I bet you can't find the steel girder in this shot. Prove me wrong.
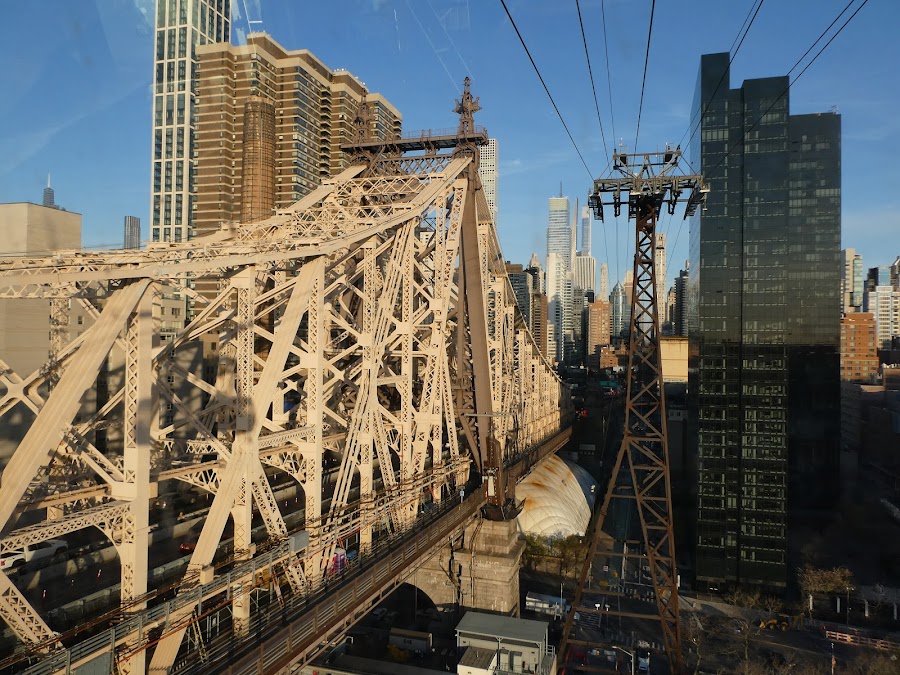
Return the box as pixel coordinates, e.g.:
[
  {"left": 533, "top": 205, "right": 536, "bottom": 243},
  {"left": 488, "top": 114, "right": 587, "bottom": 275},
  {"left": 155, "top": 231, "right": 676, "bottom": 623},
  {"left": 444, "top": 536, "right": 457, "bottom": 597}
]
[{"left": 0, "top": 149, "right": 569, "bottom": 674}]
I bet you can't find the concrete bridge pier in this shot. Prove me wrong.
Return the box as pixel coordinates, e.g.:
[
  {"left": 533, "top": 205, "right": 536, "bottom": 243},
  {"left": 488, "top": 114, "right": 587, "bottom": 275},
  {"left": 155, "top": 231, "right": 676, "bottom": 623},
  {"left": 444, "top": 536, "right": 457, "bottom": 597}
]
[{"left": 416, "top": 513, "right": 523, "bottom": 616}]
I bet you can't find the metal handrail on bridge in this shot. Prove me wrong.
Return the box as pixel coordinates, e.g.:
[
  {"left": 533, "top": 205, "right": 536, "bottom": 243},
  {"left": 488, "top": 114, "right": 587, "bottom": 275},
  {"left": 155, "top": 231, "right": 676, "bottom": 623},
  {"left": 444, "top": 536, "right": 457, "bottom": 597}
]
[
  {"left": 16, "top": 489, "right": 485, "bottom": 675},
  {"left": 181, "top": 489, "right": 487, "bottom": 675}
]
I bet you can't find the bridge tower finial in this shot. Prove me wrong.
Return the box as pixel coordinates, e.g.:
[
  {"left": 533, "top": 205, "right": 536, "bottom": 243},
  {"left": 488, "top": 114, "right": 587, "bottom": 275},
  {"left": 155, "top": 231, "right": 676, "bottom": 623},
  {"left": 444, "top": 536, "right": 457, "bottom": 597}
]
[{"left": 454, "top": 76, "right": 480, "bottom": 138}]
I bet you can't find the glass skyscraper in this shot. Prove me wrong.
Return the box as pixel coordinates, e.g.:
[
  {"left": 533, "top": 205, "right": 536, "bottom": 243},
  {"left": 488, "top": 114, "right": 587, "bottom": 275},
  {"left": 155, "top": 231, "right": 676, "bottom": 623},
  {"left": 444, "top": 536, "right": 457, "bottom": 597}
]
[
  {"left": 151, "top": 0, "right": 230, "bottom": 243},
  {"left": 547, "top": 196, "right": 573, "bottom": 362},
  {"left": 688, "top": 53, "right": 841, "bottom": 591}
]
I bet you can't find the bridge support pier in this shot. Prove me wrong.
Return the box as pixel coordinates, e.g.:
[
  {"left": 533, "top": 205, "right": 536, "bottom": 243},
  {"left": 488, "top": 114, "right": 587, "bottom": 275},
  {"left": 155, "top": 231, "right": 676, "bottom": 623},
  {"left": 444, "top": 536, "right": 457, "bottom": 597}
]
[{"left": 417, "top": 514, "right": 523, "bottom": 616}]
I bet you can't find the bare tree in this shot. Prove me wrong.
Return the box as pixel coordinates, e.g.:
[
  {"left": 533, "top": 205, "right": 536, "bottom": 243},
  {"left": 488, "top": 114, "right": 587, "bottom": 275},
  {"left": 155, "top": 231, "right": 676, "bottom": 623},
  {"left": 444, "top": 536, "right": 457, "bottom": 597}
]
[
  {"left": 763, "top": 595, "right": 783, "bottom": 615},
  {"left": 682, "top": 613, "right": 706, "bottom": 675},
  {"left": 844, "top": 650, "right": 900, "bottom": 675},
  {"left": 798, "top": 565, "right": 855, "bottom": 617}
]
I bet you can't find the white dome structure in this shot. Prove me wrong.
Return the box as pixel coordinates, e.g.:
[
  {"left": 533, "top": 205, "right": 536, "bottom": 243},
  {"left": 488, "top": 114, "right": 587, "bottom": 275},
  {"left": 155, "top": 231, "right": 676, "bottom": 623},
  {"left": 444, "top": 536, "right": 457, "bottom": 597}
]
[{"left": 516, "top": 455, "right": 597, "bottom": 538}]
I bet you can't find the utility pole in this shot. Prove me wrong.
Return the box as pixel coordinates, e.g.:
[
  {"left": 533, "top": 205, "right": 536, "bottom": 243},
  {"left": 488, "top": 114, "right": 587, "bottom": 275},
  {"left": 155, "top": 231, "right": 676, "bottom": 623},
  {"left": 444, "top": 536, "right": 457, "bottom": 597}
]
[{"left": 559, "top": 147, "right": 707, "bottom": 674}]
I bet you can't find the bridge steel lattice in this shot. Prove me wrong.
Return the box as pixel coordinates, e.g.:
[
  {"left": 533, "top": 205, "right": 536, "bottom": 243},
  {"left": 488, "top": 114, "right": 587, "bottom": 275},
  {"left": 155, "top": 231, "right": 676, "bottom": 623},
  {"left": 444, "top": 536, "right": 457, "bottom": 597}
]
[{"left": 0, "top": 83, "right": 570, "bottom": 674}]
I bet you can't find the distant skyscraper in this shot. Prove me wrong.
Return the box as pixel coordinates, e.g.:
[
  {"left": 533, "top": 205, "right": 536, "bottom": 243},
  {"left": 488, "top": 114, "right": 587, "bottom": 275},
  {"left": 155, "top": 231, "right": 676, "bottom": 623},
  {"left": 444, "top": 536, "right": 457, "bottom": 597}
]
[
  {"left": 527, "top": 253, "right": 544, "bottom": 293},
  {"left": 609, "top": 281, "right": 628, "bottom": 340},
  {"left": 480, "top": 138, "right": 498, "bottom": 223},
  {"left": 573, "top": 255, "right": 596, "bottom": 294},
  {"left": 841, "top": 248, "right": 864, "bottom": 313},
  {"left": 654, "top": 232, "right": 666, "bottom": 324},
  {"left": 526, "top": 254, "right": 549, "bottom": 359},
  {"left": 689, "top": 52, "right": 841, "bottom": 591},
  {"left": 672, "top": 264, "right": 689, "bottom": 337},
  {"left": 42, "top": 174, "right": 55, "bottom": 209},
  {"left": 506, "top": 263, "right": 533, "bottom": 325},
  {"left": 546, "top": 251, "right": 566, "bottom": 362},
  {"left": 574, "top": 206, "right": 597, "bottom": 296},
  {"left": 599, "top": 262, "right": 608, "bottom": 299},
  {"left": 580, "top": 206, "right": 591, "bottom": 255},
  {"left": 870, "top": 284, "right": 900, "bottom": 349},
  {"left": 124, "top": 216, "right": 141, "bottom": 249},
  {"left": 151, "top": 0, "right": 231, "bottom": 243},
  {"left": 547, "top": 196, "right": 573, "bottom": 362},
  {"left": 585, "top": 299, "right": 611, "bottom": 370}
]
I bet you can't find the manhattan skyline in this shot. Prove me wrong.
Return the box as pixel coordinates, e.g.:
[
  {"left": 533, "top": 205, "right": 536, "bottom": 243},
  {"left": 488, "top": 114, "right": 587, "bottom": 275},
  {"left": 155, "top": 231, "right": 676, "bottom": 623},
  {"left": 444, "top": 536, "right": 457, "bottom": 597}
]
[{"left": 0, "top": 1, "right": 896, "bottom": 291}]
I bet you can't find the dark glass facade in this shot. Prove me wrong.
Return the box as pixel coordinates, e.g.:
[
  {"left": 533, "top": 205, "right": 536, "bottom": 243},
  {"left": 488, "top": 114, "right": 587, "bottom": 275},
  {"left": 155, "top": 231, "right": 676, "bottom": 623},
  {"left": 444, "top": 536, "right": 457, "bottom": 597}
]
[{"left": 688, "top": 54, "right": 841, "bottom": 590}]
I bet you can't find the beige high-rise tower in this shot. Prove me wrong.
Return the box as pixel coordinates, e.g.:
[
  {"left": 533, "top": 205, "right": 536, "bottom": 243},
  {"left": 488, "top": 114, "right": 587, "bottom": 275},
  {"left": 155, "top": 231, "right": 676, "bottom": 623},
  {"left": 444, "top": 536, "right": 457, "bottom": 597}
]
[{"left": 192, "top": 33, "right": 402, "bottom": 239}]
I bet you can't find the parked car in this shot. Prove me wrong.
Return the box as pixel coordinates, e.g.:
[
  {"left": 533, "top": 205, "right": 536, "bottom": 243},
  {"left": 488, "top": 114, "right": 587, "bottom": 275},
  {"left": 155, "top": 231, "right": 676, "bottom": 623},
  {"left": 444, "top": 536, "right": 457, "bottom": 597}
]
[{"left": 0, "top": 540, "right": 68, "bottom": 570}]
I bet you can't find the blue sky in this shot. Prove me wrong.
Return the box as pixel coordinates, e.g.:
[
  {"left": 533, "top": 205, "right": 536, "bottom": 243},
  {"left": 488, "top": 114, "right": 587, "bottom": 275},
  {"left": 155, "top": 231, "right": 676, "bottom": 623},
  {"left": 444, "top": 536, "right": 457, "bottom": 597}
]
[{"left": 0, "top": 0, "right": 897, "bottom": 290}]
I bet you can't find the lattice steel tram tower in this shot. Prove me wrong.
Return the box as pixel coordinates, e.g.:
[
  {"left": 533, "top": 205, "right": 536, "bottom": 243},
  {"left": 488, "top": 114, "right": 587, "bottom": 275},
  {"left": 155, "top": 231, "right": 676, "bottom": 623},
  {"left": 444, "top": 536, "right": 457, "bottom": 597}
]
[{"left": 560, "top": 148, "right": 707, "bottom": 674}]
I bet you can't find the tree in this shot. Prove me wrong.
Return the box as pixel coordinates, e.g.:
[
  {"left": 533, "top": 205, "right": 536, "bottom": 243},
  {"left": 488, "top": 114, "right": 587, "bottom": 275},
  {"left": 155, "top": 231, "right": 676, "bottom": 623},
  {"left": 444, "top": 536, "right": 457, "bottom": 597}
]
[
  {"left": 522, "top": 534, "right": 548, "bottom": 571},
  {"left": 798, "top": 565, "right": 855, "bottom": 617},
  {"left": 762, "top": 595, "right": 783, "bottom": 615},
  {"left": 727, "top": 588, "right": 762, "bottom": 609},
  {"left": 682, "top": 613, "right": 706, "bottom": 675},
  {"left": 556, "top": 535, "right": 588, "bottom": 579},
  {"left": 844, "top": 650, "right": 900, "bottom": 675}
]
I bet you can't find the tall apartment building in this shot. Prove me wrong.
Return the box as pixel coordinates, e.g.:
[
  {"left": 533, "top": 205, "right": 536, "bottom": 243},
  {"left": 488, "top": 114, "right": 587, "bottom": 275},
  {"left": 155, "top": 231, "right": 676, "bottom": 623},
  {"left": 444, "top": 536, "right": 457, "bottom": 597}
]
[
  {"left": 585, "top": 299, "right": 611, "bottom": 370},
  {"left": 151, "top": 0, "right": 230, "bottom": 243},
  {"left": 506, "top": 263, "right": 533, "bottom": 326},
  {"left": 654, "top": 232, "right": 666, "bottom": 323},
  {"left": 546, "top": 196, "right": 574, "bottom": 362},
  {"left": 688, "top": 53, "right": 841, "bottom": 591},
  {"left": 545, "top": 252, "right": 564, "bottom": 362},
  {"left": 841, "top": 248, "right": 864, "bottom": 313},
  {"left": 672, "top": 263, "right": 689, "bottom": 336},
  {"left": 573, "top": 255, "right": 596, "bottom": 295},
  {"left": 575, "top": 206, "right": 596, "bottom": 294},
  {"left": 840, "top": 312, "right": 879, "bottom": 383},
  {"left": 864, "top": 266, "right": 900, "bottom": 350},
  {"left": 526, "top": 254, "right": 548, "bottom": 359},
  {"left": 192, "top": 34, "right": 402, "bottom": 240},
  {"left": 124, "top": 215, "right": 141, "bottom": 249},
  {"left": 480, "top": 138, "right": 498, "bottom": 223},
  {"left": 870, "top": 285, "right": 900, "bottom": 350},
  {"left": 609, "top": 281, "right": 628, "bottom": 342},
  {"left": 599, "top": 262, "right": 608, "bottom": 299}
]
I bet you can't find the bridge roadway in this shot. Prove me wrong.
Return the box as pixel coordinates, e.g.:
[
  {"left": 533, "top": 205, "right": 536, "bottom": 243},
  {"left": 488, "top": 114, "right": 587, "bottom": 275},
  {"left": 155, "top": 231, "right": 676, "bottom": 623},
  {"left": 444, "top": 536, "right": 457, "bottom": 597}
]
[{"left": 14, "top": 427, "right": 571, "bottom": 675}]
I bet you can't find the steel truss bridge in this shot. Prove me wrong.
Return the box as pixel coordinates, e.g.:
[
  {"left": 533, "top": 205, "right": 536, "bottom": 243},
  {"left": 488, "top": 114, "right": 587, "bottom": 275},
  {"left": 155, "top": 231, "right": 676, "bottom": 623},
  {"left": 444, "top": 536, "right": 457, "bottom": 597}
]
[{"left": 0, "top": 81, "right": 572, "bottom": 674}]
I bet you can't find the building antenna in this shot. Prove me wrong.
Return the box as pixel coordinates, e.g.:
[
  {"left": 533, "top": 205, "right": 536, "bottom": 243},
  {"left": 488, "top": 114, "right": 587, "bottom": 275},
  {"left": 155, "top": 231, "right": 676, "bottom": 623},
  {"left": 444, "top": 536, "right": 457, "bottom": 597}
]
[
  {"left": 47, "top": 173, "right": 51, "bottom": 189},
  {"left": 559, "top": 182, "right": 562, "bottom": 198}
]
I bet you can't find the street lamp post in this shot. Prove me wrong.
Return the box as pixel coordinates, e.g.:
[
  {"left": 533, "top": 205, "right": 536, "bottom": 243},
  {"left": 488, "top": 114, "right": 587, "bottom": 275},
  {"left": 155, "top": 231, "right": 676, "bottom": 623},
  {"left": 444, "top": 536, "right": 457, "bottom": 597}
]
[{"left": 613, "top": 646, "right": 635, "bottom": 675}]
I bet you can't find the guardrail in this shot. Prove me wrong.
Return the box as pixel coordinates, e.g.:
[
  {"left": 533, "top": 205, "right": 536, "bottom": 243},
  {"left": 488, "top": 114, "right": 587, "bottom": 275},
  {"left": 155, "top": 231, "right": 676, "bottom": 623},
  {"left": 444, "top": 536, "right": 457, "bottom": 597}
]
[
  {"left": 188, "top": 489, "right": 486, "bottom": 674},
  {"left": 824, "top": 630, "right": 900, "bottom": 651}
]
